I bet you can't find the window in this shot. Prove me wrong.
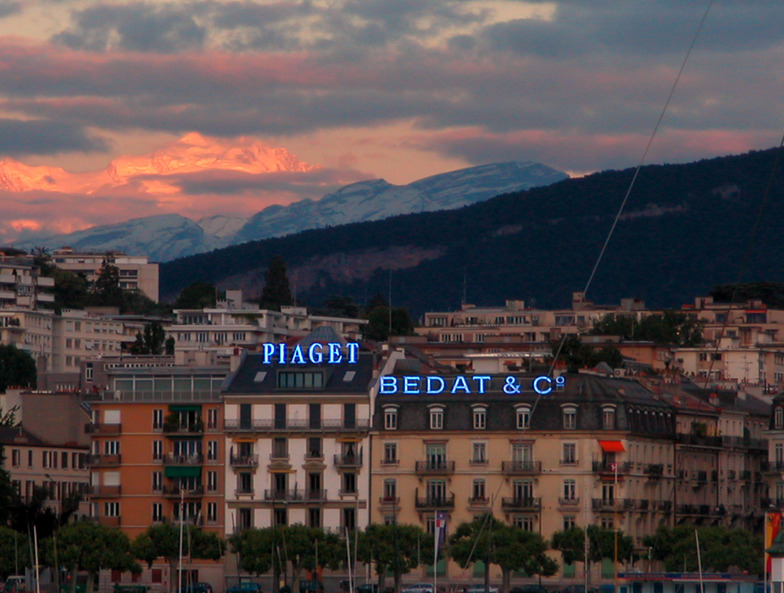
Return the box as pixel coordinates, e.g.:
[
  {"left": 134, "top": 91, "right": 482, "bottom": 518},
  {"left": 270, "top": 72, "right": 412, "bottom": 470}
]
[
  {"left": 207, "top": 440, "right": 218, "bottom": 461},
  {"left": 472, "top": 479, "right": 486, "bottom": 502},
  {"left": 430, "top": 407, "right": 444, "bottom": 430},
  {"left": 42, "top": 450, "right": 51, "bottom": 468},
  {"left": 602, "top": 483, "right": 615, "bottom": 504},
  {"left": 472, "top": 406, "right": 487, "bottom": 430},
  {"left": 383, "top": 442, "right": 398, "bottom": 464},
  {"left": 207, "top": 502, "right": 217, "bottom": 523},
  {"left": 343, "top": 508, "right": 356, "bottom": 531},
  {"left": 344, "top": 403, "right": 356, "bottom": 429},
  {"left": 384, "top": 407, "right": 398, "bottom": 430},
  {"left": 562, "top": 479, "right": 576, "bottom": 501},
  {"left": 207, "top": 471, "right": 218, "bottom": 492},
  {"left": 777, "top": 408, "right": 784, "bottom": 430},
  {"left": 308, "top": 508, "right": 322, "bottom": 528},
  {"left": 516, "top": 406, "right": 531, "bottom": 430},
  {"left": 11, "top": 449, "right": 20, "bottom": 467},
  {"left": 383, "top": 479, "right": 397, "bottom": 500},
  {"left": 152, "top": 471, "right": 162, "bottom": 491},
  {"left": 602, "top": 406, "right": 616, "bottom": 430},
  {"left": 28, "top": 450, "right": 33, "bottom": 467},
  {"left": 207, "top": 408, "right": 218, "bottom": 429},
  {"left": 277, "top": 371, "right": 323, "bottom": 389},
  {"left": 308, "top": 437, "right": 322, "bottom": 458},
  {"left": 238, "top": 508, "right": 253, "bottom": 531},
  {"left": 309, "top": 404, "right": 322, "bottom": 429},
  {"left": 153, "top": 409, "right": 163, "bottom": 430},
  {"left": 152, "top": 440, "right": 162, "bottom": 461},
  {"left": 274, "top": 507, "right": 288, "bottom": 527},
  {"left": 563, "top": 516, "right": 576, "bottom": 531},
  {"left": 104, "top": 502, "right": 120, "bottom": 517},
  {"left": 342, "top": 472, "right": 357, "bottom": 494},
  {"left": 274, "top": 404, "right": 286, "bottom": 429},
  {"left": 238, "top": 472, "right": 253, "bottom": 494},
  {"left": 105, "top": 441, "right": 120, "bottom": 455},
  {"left": 152, "top": 503, "right": 162, "bottom": 522},
  {"left": 562, "top": 442, "right": 577, "bottom": 464},
  {"left": 513, "top": 515, "right": 535, "bottom": 532},
  {"left": 62, "top": 452, "right": 68, "bottom": 469},
  {"left": 472, "top": 442, "right": 487, "bottom": 464},
  {"left": 562, "top": 406, "right": 577, "bottom": 430},
  {"left": 273, "top": 438, "right": 287, "bottom": 459}
]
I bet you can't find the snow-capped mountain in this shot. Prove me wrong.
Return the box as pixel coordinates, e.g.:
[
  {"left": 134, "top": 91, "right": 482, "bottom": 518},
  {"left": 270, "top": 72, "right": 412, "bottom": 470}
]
[
  {"left": 234, "top": 161, "right": 567, "bottom": 242},
  {"left": 20, "top": 161, "right": 567, "bottom": 261}
]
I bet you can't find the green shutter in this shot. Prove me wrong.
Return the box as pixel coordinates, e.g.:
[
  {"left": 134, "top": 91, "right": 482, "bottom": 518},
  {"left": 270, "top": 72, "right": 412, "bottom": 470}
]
[
  {"left": 164, "top": 466, "right": 202, "bottom": 478},
  {"left": 169, "top": 404, "right": 201, "bottom": 412}
]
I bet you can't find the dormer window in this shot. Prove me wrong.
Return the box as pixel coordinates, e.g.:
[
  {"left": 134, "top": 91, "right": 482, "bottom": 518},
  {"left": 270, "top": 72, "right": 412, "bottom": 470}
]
[
  {"left": 429, "top": 405, "right": 445, "bottom": 430},
  {"left": 472, "top": 405, "right": 487, "bottom": 430},
  {"left": 562, "top": 405, "right": 578, "bottom": 430},
  {"left": 516, "top": 405, "right": 531, "bottom": 430},
  {"left": 776, "top": 407, "right": 783, "bottom": 430},
  {"left": 601, "top": 405, "right": 616, "bottom": 430},
  {"left": 383, "top": 406, "right": 398, "bottom": 430}
]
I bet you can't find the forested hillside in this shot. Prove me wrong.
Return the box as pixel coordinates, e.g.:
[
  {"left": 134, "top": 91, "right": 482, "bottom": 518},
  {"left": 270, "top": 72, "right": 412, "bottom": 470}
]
[{"left": 161, "top": 148, "right": 784, "bottom": 315}]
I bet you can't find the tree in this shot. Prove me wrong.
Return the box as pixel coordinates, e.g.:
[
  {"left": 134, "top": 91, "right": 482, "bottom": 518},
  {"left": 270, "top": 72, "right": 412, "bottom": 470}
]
[
  {"left": 551, "top": 526, "right": 634, "bottom": 585},
  {"left": 133, "top": 524, "right": 223, "bottom": 593},
  {"left": 91, "top": 258, "right": 123, "bottom": 307},
  {"left": 55, "top": 522, "right": 140, "bottom": 593},
  {"left": 0, "top": 344, "right": 37, "bottom": 391},
  {"left": 51, "top": 268, "right": 89, "bottom": 311},
  {"left": 260, "top": 255, "right": 293, "bottom": 310},
  {"left": 0, "top": 526, "right": 30, "bottom": 578},
  {"left": 356, "top": 523, "right": 431, "bottom": 593},
  {"left": 643, "top": 525, "right": 762, "bottom": 575},
  {"left": 552, "top": 336, "right": 624, "bottom": 371},
  {"left": 590, "top": 312, "right": 703, "bottom": 347},
  {"left": 130, "top": 322, "right": 167, "bottom": 355},
  {"left": 230, "top": 527, "right": 275, "bottom": 576},
  {"left": 364, "top": 306, "right": 414, "bottom": 341},
  {"left": 449, "top": 515, "right": 556, "bottom": 593},
  {"left": 175, "top": 282, "right": 219, "bottom": 309}
]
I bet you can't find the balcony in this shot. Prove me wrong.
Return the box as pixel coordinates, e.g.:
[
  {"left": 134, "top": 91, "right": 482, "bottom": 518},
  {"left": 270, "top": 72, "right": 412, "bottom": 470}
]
[
  {"left": 415, "top": 493, "right": 455, "bottom": 509},
  {"left": 657, "top": 500, "right": 673, "bottom": 512},
  {"left": 334, "top": 453, "right": 363, "bottom": 468},
  {"left": 163, "top": 419, "right": 204, "bottom": 435},
  {"left": 415, "top": 460, "right": 455, "bottom": 475},
  {"left": 305, "top": 489, "right": 327, "bottom": 502},
  {"left": 591, "top": 498, "right": 632, "bottom": 511},
  {"left": 230, "top": 454, "right": 259, "bottom": 468},
  {"left": 235, "top": 487, "right": 255, "bottom": 498},
  {"left": 379, "top": 496, "right": 400, "bottom": 507},
  {"left": 677, "top": 434, "right": 723, "bottom": 447},
  {"left": 636, "top": 499, "right": 650, "bottom": 510},
  {"left": 162, "top": 485, "right": 204, "bottom": 498},
  {"left": 558, "top": 497, "right": 580, "bottom": 507},
  {"left": 263, "top": 489, "right": 303, "bottom": 502},
  {"left": 502, "top": 497, "right": 541, "bottom": 510},
  {"left": 163, "top": 453, "right": 204, "bottom": 466},
  {"left": 88, "top": 485, "right": 121, "bottom": 497},
  {"left": 85, "top": 423, "right": 122, "bottom": 435},
  {"left": 592, "top": 461, "right": 631, "bottom": 475},
  {"left": 225, "top": 418, "right": 370, "bottom": 433},
  {"left": 644, "top": 464, "right": 664, "bottom": 478},
  {"left": 501, "top": 460, "right": 542, "bottom": 475},
  {"left": 99, "top": 516, "right": 121, "bottom": 528},
  {"left": 468, "top": 496, "right": 491, "bottom": 507},
  {"left": 87, "top": 454, "right": 122, "bottom": 467},
  {"left": 765, "top": 461, "right": 784, "bottom": 474}
]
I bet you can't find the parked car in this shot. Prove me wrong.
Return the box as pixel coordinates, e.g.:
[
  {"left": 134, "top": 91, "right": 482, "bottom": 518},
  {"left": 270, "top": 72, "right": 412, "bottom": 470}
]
[
  {"left": 300, "top": 581, "right": 324, "bottom": 593},
  {"left": 227, "top": 583, "right": 262, "bottom": 593},
  {"left": 179, "top": 584, "right": 213, "bottom": 593},
  {"left": 466, "top": 585, "right": 499, "bottom": 593},
  {"left": 559, "top": 586, "right": 599, "bottom": 593},
  {"left": 356, "top": 585, "right": 379, "bottom": 593},
  {"left": 510, "top": 586, "right": 547, "bottom": 593},
  {"left": 402, "top": 584, "right": 435, "bottom": 593},
  {"left": 4, "top": 577, "right": 25, "bottom": 593}
]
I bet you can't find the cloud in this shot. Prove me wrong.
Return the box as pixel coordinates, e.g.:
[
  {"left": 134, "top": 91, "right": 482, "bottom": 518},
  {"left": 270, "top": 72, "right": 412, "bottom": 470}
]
[
  {"left": 53, "top": 2, "right": 208, "bottom": 52},
  {"left": 0, "top": 118, "right": 108, "bottom": 155},
  {"left": 0, "top": 1, "right": 20, "bottom": 18}
]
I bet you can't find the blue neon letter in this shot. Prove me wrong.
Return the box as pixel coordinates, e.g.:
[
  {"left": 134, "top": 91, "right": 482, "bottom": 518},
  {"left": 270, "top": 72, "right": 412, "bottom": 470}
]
[
  {"left": 451, "top": 376, "right": 470, "bottom": 393},
  {"left": 473, "top": 375, "right": 490, "bottom": 394},
  {"left": 347, "top": 342, "right": 359, "bottom": 363},
  {"left": 308, "top": 343, "right": 323, "bottom": 364},
  {"left": 426, "top": 376, "right": 445, "bottom": 394},
  {"left": 262, "top": 343, "right": 275, "bottom": 364},
  {"left": 380, "top": 376, "right": 397, "bottom": 394},
  {"left": 533, "top": 376, "right": 553, "bottom": 395},
  {"left": 403, "top": 376, "right": 420, "bottom": 394},
  {"left": 328, "top": 343, "right": 343, "bottom": 364}
]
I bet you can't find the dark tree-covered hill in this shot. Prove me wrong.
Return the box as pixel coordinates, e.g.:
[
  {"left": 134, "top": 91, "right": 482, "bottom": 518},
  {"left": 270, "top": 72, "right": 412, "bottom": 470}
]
[{"left": 161, "top": 147, "right": 784, "bottom": 315}]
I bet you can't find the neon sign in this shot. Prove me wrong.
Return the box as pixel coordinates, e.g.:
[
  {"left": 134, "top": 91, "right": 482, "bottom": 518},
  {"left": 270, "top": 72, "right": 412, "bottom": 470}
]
[
  {"left": 262, "top": 342, "right": 360, "bottom": 365},
  {"left": 378, "top": 374, "right": 565, "bottom": 395}
]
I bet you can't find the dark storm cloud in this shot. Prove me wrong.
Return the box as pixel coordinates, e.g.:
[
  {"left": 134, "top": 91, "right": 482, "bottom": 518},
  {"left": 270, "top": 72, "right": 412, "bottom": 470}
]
[
  {"left": 0, "top": 118, "right": 108, "bottom": 155},
  {"left": 53, "top": 2, "right": 208, "bottom": 52}
]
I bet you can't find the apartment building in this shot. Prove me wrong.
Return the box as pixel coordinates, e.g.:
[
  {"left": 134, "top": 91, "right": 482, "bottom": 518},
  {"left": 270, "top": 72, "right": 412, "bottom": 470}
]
[
  {"left": 0, "top": 425, "right": 90, "bottom": 516},
  {"left": 84, "top": 359, "right": 228, "bottom": 584},
  {"left": 0, "top": 249, "right": 55, "bottom": 310},
  {"left": 371, "top": 368, "right": 676, "bottom": 583},
  {"left": 220, "top": 336, "right": 376, "bottom": 535},
  {"left": 169, "top": 292, "right": 367, "bottom": 357},
  {"left": 52, "top": 248, "right": 160, "bottom": 301}
]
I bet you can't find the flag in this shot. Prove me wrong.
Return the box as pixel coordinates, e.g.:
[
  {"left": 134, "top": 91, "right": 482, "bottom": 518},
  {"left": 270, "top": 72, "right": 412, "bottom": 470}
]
[{"left": 434, "top": 511, "right": 447, "bottom": 562}]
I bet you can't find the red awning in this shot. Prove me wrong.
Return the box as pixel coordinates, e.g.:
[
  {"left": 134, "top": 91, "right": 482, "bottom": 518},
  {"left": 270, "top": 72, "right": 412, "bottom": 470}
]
[{"left": 598, "top": 440, "right": 625, "bottom": 453}]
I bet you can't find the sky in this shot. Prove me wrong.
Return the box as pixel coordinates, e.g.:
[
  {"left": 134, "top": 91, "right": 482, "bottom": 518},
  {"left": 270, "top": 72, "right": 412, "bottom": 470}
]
[{"left": 2, "top": 0, "right": 784, "bottom": 241}]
